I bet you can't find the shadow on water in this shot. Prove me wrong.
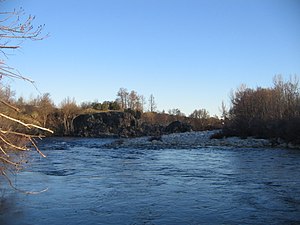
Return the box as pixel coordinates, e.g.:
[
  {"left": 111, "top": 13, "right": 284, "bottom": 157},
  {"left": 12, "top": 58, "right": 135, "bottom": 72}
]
[{"left": 0, "top": 190, "right": 23, "bottom": 225}]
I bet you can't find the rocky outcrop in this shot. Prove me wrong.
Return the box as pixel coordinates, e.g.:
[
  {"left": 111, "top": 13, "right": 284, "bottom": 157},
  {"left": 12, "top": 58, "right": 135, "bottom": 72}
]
[
  {"left": 73, "top": 111, "right": 142, "bottom": 138},
  {"left": 72, "top": 111, "right": 194, "bottom": 138}
]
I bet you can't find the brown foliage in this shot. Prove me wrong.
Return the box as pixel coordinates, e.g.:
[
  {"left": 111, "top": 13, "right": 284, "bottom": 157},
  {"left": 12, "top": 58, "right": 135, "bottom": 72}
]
[
  {"left": 142, "top": 111, "right": 221, "bottom": 131},
  {"left": 60, "top": 97, "right": 80, "bottom": 136},
  {"left": 223, "top": 75, "right": 300, "bottom": 144}
]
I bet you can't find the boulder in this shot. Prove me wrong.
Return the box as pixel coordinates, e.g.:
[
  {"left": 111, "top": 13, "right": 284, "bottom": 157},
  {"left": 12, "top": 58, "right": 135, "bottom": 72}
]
[
  {"left": 164, "top": 121, "right": 192, "bottom": 134},
  {"left": 73, "top": 111, "right": 140, "bottom": 138}
]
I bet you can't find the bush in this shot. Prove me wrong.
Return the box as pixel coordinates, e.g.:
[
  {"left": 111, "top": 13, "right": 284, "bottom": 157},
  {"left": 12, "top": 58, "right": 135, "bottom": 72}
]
[{"left": 223, "top": 76, "right": 300, "bottom": 145}]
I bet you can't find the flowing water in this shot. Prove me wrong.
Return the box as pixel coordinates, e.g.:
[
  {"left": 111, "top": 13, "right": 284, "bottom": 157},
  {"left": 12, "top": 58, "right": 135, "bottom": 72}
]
[{"left": 0, "top": 137, "right": 300, "bottom": 225}]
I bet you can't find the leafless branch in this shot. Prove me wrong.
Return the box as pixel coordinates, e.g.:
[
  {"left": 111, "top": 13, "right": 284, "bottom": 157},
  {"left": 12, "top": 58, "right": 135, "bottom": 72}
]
[
  {"left": 0, "top": 2, "right": 50, "bottom": 192},
  {"left": 1, "top": 171, "right": 49, "bottom": 194},
  {"left": 0, "top": 145, "right": 9, "bottom": 157},
  {"left": 0, "top": 99, "right": 20, "bottom": 112},
  {"left": 0, "top": 133, "right": 28, "bottom": 151},
  {"left": 0, "top": 112, "right": 54, "bottom": 133},
  {"left": 0, "top": 129, "right": 45, "bottom": 139},
  {"left": 0, "top": 8, "right": 48, "bottom": 49},
  {"left": 0, "top": 156, "right": 19, "bottom": 167},
  {"left": 29, "top": 137, "right": 46, "bottom": 158}
]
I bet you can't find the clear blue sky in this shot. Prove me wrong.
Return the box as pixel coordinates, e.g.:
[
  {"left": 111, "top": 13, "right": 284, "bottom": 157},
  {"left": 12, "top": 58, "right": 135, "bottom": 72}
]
[{"left": 3, "top": 0, "right": 300, "bottom": 116}]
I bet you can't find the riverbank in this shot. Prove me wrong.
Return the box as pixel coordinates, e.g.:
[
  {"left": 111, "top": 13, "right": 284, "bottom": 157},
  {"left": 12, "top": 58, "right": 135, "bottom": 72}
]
[{"left": 104, "top": 130, "right": 278, "bottom": 150}]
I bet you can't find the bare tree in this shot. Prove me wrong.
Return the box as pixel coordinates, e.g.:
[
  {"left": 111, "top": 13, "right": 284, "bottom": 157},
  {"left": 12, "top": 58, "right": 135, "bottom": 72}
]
[
  {"left": 137, "top": 94, "right": 145, "bottom": 112},
  {"left": 116, "top": 88, "right": 145, "bottom": 112},
  {"left": 0, "top": 5, "right": 47, "bottom": 81},
  {"left": 220, "top": 101, "right": 229, "bottom": 121},
  {"left": 168, "top": 108, "right": 185, "bottom": 117},
  {"left": 60, "top": 97, "right": 80, "bottom": 136},
  {"left": 148, "top": 94, "right": 157, "bottom": 112},
  {"left": 226, "top": 75, "right": 300, "bottom": 141},
  {"left": 0, "top": 3, "right": 51, "bottom": 191},
  {"left": 35, "top": 93, "right": 55, "bottom": 127},
  {"left": 128, "top": 90, "right": 138, "bottom": 110},
  {"left": 117, "top": 88, "right": 129, "bottom": 109},
  {"left": 190, "top": 109, "right": 209, "bottom": 120}
]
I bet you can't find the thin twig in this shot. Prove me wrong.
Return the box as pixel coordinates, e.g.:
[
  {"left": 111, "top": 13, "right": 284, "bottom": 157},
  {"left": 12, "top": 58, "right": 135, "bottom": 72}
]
[
  {"left": 0, "top": 156, "right": 19, "bottom": 167},
  {"left": 1, "top": 171, "right": 49, "bottom": 195},
  {"left": 0, "top": 146, "right": 9, "bottom": 157},
  {"left": 0, "top": 129, "right": 45, "bottom": 138},
  {"left": 0, "top": 134, "right": 28, "bottom": 151},
  {"left": 29, "top": 137, "right": 46, "bottom": 158},
  {"left": 0, "top": 99, "right": 20, "bottom": 112},
  {"left": 0, "top": 66, "right": 35, "bottom": 83}
]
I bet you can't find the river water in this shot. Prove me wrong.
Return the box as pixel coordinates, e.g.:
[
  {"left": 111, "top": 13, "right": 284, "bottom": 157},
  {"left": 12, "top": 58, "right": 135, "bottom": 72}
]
[{"left": 1, "top": 137, "right": 300, "bottom": 225}]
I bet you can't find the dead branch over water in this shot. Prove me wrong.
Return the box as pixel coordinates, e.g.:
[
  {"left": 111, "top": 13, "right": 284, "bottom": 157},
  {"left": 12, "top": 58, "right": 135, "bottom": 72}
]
[
  {"left": 0, "top": 98, "right": 53, "bottom": 174},
  {"left": 0, "top": 3, "right": 51, "bottom": 191}
]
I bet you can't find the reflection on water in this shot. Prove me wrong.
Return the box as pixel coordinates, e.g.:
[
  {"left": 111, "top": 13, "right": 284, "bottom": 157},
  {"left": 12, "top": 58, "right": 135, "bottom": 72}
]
[{"left": 1, "top": 137, "right": 300, "bottom": 225}]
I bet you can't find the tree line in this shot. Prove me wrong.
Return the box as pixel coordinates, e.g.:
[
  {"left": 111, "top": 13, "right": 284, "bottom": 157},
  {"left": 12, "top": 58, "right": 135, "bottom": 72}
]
[
  {"left": 5, "top": 75, "right": 299, "bottom": 145},
  {"left": 1, "top": 86, "right": 218, "bottom": 137},
  {"left": 219, "top": 75, "right": 300, "bottom": 145}
]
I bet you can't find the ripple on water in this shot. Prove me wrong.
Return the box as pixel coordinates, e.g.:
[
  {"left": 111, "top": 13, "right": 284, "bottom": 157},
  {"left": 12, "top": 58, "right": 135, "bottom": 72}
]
[
  {"left": 39, "top": 169, "right": 77, "bottom": 177},
  {"left": 1, "top": 137, "right": 300, "bottom": 225}
]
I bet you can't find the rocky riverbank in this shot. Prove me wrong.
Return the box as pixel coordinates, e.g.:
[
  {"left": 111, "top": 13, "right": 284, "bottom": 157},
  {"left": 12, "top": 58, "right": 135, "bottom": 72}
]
[
  {"left": 104, "top": 130, "right": 275, "bottom": 150},
  {"left": 72, "top": 111, "right": 194, "bottom": 138}
]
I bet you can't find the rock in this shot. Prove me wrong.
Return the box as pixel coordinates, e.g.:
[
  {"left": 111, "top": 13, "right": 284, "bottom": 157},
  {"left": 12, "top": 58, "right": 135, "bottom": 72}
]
[
  {"left": 72, "top": 112, "right": 196, "bottom": 138},
  {"left": 73, "top": 111, "right": 141, "bottom": 138},
  {"left": 148, "top": 135, "right": 163, "bottom": 142},
  {"left": 73, "top": 111, "right": 181, "bottom": 138},
  {"left": 141, "top": 123, "right": 164, "bottom": 136},
  {"left": 102, "top": 130, "right": 277, "bottom": 150},
  {"left": 164, "top": 121, "right": 192, "bottom": 134}
]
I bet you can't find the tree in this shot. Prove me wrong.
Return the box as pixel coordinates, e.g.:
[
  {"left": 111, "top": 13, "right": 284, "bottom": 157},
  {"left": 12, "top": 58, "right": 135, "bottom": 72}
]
[
  {"left": 189, "top": 109, "right": 210, "bottom": 128},
  {"left": 109, "top": 101, "right": 121, "bottom": 110},
  {"left": 91, "top": 101, "right": 102, "bottom": 110},
  {"left": 116, "top": 88, "right": 145, "bottom": 111},
  {"left": 80, "top": 101, "right": 92, "bottom": 110},
  {"left": 35, "top": 93, "right": 55, "bottom": 127},
  {"left": 128, "top": 90, "right": 138, "bottom": 110},
  {"left": 60, "top": 97, "right": 80, "bottom": 135},
  {"left": 168, "top": 108, "right": 185, "bottom": 117},
  {"left": 225, "top": 75, "right": 300, "bottom": 142},
  {"left": 117, "top": 88, "right": 129, "bottom": 109},
  {"left": 1, "top": 5, "right": 46, "bottom": 80},
  {"left": 189, "top": 109, "right": 210, "bottom": 120},
  {"left": 148, "top": 94, "right": 157, "bottom": 112},
  {"left": 220, "top": 101, "right": 229, "bottom": 121},
  {"left": 101, "top": 101, "right": 110, "bottom": 111},
  {"left": 0, "top": 3, "right": 51, "bottom": 189},
  {"left": 137, "top": 95, "right": 145, "bottom": 112}
]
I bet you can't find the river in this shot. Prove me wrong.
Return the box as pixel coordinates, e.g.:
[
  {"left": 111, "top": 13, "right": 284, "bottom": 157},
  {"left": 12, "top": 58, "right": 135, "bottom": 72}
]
[{"left": 1, "top": 137, "right": 300, "bottom": 225}]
